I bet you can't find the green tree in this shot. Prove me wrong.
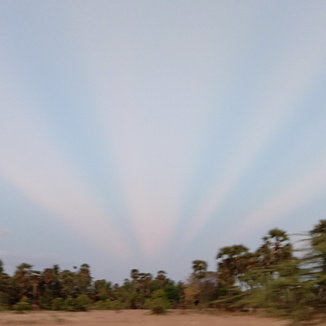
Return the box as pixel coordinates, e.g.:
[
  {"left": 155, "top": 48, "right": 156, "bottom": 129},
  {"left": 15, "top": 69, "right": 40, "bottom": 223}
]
[
  {"left": 184, "top": 283, "right": 200, "bottom": 306},
  {"left": 163, "top": 280, "right": 180, "bottom": 306},
  {"left": 59, "top": 270, "right": 76, "bottom": 299},
  {"left": 156, "top": 270, "right": 167, "bottom": 287},
  {"left": 192, "top": 260, "right": 208, "bottom": 282},
  {"left": 256, "top": 228, "right": 293, "bottom": 267},
  {"left": 76, "top": 263, "right": 92, "bottom": 295},
  {"left": 216, "top": 245, "right": 249, "bottom": 289},
  {"left": 93, "top": 279, "right": 112, "bottom": 301},
  {"left": 0, "top": 260, "right": 12, "bottom": 308},
  {"left": 13, "top": 263, "right": 33, "bottom": 301},
  {"left": 305, "top": 220, "right": 326, "bottom": 314}
]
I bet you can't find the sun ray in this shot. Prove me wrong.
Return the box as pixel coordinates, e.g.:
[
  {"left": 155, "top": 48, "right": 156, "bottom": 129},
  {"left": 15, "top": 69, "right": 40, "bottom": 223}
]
[
  {"left": 222, "top": 156, "right": 326, "bottom": 244},
  {"left": 0, "top": 60, "right": 131, "bottom": 259},
  {"left": 181, "top": 21, "right": 326, "bottom": 246}
]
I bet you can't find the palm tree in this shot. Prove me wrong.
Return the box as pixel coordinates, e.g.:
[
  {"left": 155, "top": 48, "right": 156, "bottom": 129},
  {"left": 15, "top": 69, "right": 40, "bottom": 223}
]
[
  {"left": 306, "top": 220, "right": 326, "bottom": 310},
  {"left": 76, "top": 264, "right": 92, "bottom": 295},
  {"left": 192, "top": 260, "right": 208, "bottom": 282},
  {"left": 30, "top": 270, "right": 41, "bottom": 305},
  {"left": 138, "top": 273, "right": 152, "bottom": 296},
  {"left": 0, "top": 260, "right": 12, "bottom": 306},
  {"left": 59, "top": 269, "right": 76, "bottom": 298},
  {"left": 256, "top": 228, "right": 292, "bottom": 267},
  {"left": 310, "top": 220, "right": 326, "bottom": 272},
  {"left": 156, "top": 270, "right": 167, "bottom": 287},
  {"left": 216, "top": 245, "right": 249, "bottom": 288},
  {"left": 130, "top": 269, "right": 139, "bottom": 283},
  {"left": 13, "top": 263, "right": 33, "bottom": 300}
]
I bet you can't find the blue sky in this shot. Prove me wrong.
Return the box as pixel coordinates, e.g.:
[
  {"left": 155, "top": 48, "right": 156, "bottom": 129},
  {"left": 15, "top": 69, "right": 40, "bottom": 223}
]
[{"left": 1, "top": 0, "right": 326, "bottom": 283}]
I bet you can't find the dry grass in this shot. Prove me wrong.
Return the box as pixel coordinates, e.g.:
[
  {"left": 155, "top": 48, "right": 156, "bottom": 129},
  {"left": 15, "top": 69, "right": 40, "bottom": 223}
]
[{"left": 0, "top": 310, "right": 315, "bottom": 326}]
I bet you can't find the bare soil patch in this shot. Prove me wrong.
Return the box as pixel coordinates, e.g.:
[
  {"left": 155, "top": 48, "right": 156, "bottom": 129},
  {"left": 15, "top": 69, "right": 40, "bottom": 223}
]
[{"left": 0, "top": 310, "right": 310, "bottom": 326}]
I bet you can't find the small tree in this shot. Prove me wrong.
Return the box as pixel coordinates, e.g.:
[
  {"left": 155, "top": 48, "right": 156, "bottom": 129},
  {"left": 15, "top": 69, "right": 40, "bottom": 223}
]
[
  {"left": 75, "top": 294, "right": 92, "bottom": 311},
  {"left": 184, "top": 283, "right": 200, "bottom": 307}
]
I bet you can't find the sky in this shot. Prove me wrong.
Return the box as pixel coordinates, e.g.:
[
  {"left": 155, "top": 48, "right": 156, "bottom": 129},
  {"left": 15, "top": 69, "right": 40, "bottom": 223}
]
[{"left": 1, "top": 0, "right": 326, "bottom": 283}]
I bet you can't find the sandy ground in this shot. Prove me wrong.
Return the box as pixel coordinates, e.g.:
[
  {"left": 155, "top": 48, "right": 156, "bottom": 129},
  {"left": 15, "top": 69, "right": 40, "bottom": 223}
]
[{"left": 0, "top": 310, "right": 300, "bottom": 326}]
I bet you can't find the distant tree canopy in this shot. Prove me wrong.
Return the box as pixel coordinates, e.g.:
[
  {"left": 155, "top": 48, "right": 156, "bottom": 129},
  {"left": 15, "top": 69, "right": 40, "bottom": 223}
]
[{"left": 1, "top": 220, "right": 326, "bottom": 323}]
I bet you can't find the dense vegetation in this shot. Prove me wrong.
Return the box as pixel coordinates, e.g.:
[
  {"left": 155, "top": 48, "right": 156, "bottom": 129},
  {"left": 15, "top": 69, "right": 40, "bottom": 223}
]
[{"left": 1, "top": 220, "right": 326, "bottom": 323}]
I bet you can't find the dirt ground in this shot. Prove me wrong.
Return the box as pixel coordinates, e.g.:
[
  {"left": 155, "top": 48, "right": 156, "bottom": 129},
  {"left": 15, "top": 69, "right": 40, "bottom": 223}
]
[{"left": 0, "top": 309, "right": 299, "bottom": 326}]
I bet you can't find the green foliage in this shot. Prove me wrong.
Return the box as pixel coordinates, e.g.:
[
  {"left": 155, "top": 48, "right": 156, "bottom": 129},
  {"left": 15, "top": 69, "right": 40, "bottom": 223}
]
[
  {"left": 63, "top": 297, "right": 77, "bottom": 311},
  {"left": 13, "top": 299, "right": 32, "bottom": 313},
  {"left": 238, "top": 225, "right": 326, "bottom": 323},
  {"left": 163, "top": 281, "right": 180, "bottom": 305},
  {"left": 110, "top": 300, "right": 123, "bottom": 310},
  {"left": 39, "top": 288, "right": 54, "bottom": 310},
  {"left": 60, "top": 295, "right": 92, "bottom": 312},
  {"left": 52, "top": 297, "right": 65, "bottom": 310},
  {"left": 263, "top": 278, "right": 315, "bottom": 321},
  {"left": 192, "top": 260, "right": 208, "bottom": 280},
  {"left": 130, "top": 293, "right": 146, "bottom": 309},
  {"left": 76, "top": 264, "right": 92, "bottom": 295},
  {"left": 75, "top": 294, "right": 92, "bottom": 311},
  {"left": 152, "top": 289, "right": 166, "bottom": 299},
  {"left": 211, "top": 286, "right": 242, "bottom": 311},
  {"left": 93, "top": 299, "right": 112, "bottom": 310},
  {"left": 242, "top": 262, "right": 316, "bottom": 322},
  {"left": 143, "top": 290, "right": 171, "bottom": 312},
  {"left": 216, "top": 244, "right": 249, "bottom": 290},
  {"left": 184, "top": 283, "right": 200, "bottom": 306},
  {"left": 151, "top": 301, "right": 166, "bottom": 314},
  {"left": 152, "top": 290, "right": 170, "bottom": 308}
]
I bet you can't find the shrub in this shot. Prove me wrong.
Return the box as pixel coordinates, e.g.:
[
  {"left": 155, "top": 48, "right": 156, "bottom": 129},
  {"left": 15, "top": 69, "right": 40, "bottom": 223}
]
[
  {"left": 143, "top": 299, "right": 152, "bottom": 310},
  {"left": 75, "top": 294, "right": 92, "bottom": 311},
  {"left": 148, "top": 290, "right": 171, "bottom": 311},
  {"left": 13, "top": 300, "right": 32, "bottom": 313},
  {"left": 0, "top": 304, "right": 8, "bottom": 311},
  {"left": 110, "top": 300, "right": 123, "bottom": 311},
  {"left": 130, "top": 293, "right": 146, "bottom": 309},
  {"left": 61, "top": 295, "right": 92, "bottom": 312},
  {"left": 93, "top": 299, "right": 111, "bottom": 310},
  {"left": 151, "top": 302, "right": 166, "bottom": 314},
  {"left": 39, "top": 289, "right": 54, "bottom": 309},
  {"left": 52, "top": 298, "right": 65, "bottom": 311},
  {"left": 63, "top": 297, "right": 77, "bottom": 311},
  {"left": 150, "top": 297, "right": 169, "bottom": 314}
]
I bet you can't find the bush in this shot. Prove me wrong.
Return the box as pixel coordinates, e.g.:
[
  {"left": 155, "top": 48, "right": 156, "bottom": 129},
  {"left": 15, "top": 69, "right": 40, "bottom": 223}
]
[
  {"left": 52, "top": 298, "right": 65, "bottom": 310},
  {"left": 143, "top": 299, "right": 152, "bottom": 310},
  {"left": 151, "top": 303, "right": 166, "bottom": 315},
  {"left": 39, "top": 289, "right": 54, "bottom": 309},
  {"left": 150, "top": 298, "right": 169, "bottom": 314},
  {"left": 110, "top": 300, "right": 123, "bottom": 311},
  {"left": 130, "top": 293, "right": 145, "bottom": 309},
  {"left": 13, "top": 300, "right": 32, "bottom": 313},
  {"left": 0, "top": 304, "right": 8, "bottom": 311},
  {"left": 63, "top": 297, "right": 76, "bottom": 311},
  {"left": 146, "top": 290, "right": 171, "bottom": 311},
  {"left": 93, "top": 299, "right": 111, "bottom": 310},
  {"left": 75, "top": 294, "right": 91, "bottom": 311},
  {"left": 61, "top": 295, "right": 91, "bottom": 312}
]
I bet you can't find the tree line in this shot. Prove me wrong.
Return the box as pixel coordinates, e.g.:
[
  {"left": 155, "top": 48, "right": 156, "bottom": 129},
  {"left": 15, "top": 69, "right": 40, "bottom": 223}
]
[{"left": 0, "top": 220, "right": 326, "bottom": 322}]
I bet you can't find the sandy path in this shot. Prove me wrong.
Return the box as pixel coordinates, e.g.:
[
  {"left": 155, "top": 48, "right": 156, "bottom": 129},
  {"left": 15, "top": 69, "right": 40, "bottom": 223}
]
[{"left": 0, "top": 310, "right": 296, "bottom": 326}]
